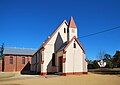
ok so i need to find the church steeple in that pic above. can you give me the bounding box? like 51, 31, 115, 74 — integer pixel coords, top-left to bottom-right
69, 16, 77, 28
67, 16, 78, 41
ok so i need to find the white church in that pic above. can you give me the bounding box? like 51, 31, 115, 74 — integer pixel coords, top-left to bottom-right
31, 17, 88, 76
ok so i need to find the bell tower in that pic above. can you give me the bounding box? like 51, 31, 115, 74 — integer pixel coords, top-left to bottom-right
67, 16, 77, 41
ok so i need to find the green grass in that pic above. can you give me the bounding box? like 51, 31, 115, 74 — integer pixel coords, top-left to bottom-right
0, 72, 15, 79
89, 68, 120, 75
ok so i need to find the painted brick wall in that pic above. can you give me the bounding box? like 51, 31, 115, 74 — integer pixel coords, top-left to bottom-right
0, 59, 2, 72
4, 55, 32, 72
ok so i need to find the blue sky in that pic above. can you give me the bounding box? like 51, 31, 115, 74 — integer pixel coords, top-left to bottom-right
0, 0, 120, 60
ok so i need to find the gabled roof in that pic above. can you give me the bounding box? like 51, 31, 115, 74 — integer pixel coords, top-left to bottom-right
3, 48, 37, 55
63, 36, 85, 53
34, 20, 68, 55
69, 16, 77, 28
34, 17, 78, 55
42, 20, 68, 48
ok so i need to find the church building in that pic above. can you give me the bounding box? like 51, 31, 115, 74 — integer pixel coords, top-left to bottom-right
31, 17, 88, 76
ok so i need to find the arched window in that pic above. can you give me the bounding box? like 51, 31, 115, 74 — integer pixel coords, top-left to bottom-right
64, 28, 66, 33
73, 42, 76, 48
52, 53, 55, 66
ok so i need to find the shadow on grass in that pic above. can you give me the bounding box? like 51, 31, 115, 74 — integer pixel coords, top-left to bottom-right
89, 68, 120, 75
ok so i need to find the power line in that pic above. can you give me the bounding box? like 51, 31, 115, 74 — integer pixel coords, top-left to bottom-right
79, 26, 120, 38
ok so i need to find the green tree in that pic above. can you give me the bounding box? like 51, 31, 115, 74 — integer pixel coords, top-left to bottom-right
104, 54, 113, 68
93, 60, 99, 69
0, 43, 4, 58
113, 51, 120, 67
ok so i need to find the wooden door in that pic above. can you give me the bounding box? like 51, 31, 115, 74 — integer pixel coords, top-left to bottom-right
59, 57, 63, 72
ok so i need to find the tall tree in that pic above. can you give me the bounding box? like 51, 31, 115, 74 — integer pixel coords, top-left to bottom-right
0, 43, 4, 58
97, 50, 105, 60
104, 54, 111, 60
104, 54, 113, 68
113, 51, 120, 67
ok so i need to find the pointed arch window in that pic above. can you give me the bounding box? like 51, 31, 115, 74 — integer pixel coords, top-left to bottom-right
73, 42, 76, 48
64, 28, 66, 33
52, 53, 55, 66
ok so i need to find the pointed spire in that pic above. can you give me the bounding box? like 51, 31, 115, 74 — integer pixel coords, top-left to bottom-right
69, 16, 77, 28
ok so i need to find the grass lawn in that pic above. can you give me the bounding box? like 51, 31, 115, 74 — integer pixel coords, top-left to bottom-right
0, 72, 15, 79
89, 68, 120, 74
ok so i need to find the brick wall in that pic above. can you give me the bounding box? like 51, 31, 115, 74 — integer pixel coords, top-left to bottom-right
4, 55, 32, 72
0, 59, 2, 72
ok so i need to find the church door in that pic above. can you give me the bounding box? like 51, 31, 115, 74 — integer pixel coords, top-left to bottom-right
58, 57, 63, 72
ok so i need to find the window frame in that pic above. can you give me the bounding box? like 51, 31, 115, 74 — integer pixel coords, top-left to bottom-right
10, 56, 13, 64
64, 28, 66, 33
73, 42, 76, 48
72, 29, 75, 33
22, 56, 25, 64
52, 53, 56, 66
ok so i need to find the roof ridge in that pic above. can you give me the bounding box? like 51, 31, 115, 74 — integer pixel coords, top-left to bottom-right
34, 20, 68, 55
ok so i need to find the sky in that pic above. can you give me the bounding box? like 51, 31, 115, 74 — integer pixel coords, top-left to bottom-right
0, 0, 120, 60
